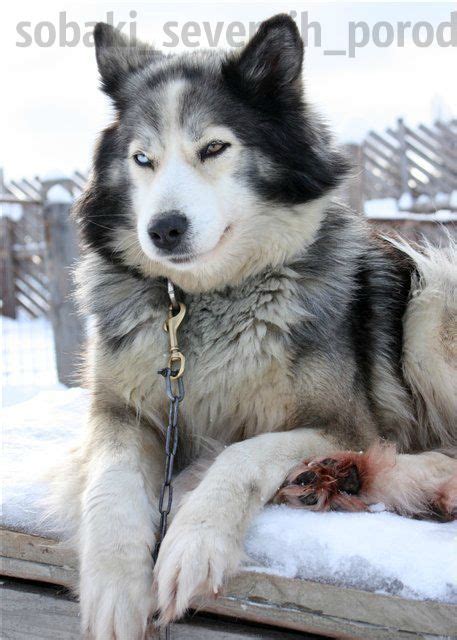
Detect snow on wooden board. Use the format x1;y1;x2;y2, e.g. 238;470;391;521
2;385;457;605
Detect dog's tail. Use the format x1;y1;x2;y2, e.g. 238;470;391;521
388;233;457;452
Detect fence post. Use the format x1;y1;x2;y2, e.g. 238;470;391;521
397;118;409;196
344;143;365;214
42;183;84;387
0;216;17;319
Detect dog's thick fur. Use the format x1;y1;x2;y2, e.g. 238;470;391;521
51;15;457;638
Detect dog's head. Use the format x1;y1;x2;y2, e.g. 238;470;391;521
79;15;349;291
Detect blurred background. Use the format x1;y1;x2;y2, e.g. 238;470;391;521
1;1;456;398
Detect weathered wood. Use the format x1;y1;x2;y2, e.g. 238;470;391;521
354;118;457;208
42;196;84;386
2;581;312;640
1;529;75;567
1;556;78;588
201;571;457;639
1;527;456;640
0;216;16;318
344;144;364;214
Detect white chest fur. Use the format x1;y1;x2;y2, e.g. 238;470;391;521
95;267;302;446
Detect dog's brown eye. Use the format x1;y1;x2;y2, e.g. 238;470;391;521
200;141;230;161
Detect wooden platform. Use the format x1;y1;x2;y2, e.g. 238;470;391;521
1;526;456;639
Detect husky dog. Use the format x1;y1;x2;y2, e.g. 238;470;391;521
53;14;457;639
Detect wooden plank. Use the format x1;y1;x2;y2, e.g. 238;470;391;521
1;527;456;640
363;140;396;167
343;144;364;214
2;582;81;640
2;581;312;640
0;217;17;318
362;148;401;184
366;130;400;156
1;529;74;567
14;291;43;319
202;572;457;639
10;180;40;202
15;275;49;312
22;179;43;200
406;155;454;192
42;198;84;386
418;124;457;158
405;140;456;178
405;130;441;161
1;556;78;588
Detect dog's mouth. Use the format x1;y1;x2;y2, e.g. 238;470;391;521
167;225;233;266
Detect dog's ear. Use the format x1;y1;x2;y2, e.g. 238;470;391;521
93;23;161;105
223;14;303;101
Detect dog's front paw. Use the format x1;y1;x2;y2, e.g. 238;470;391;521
153;519;242;624
81;560;154;640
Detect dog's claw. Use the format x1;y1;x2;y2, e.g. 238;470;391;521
273;454;368;511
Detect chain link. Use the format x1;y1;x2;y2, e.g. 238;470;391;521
153;281;186;640
154;369;184;563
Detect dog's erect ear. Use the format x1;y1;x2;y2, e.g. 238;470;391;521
224;15;303;101
94;23;161;104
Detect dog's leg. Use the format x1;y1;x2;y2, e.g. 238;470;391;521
80;407;162;640
274;443;457;519
153;428;337;623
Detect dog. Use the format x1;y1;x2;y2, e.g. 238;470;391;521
51;14;457;639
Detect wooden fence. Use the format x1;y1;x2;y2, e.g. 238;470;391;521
1;118;455;385
0;171;84;319
1;170;85;386
345;118;457;214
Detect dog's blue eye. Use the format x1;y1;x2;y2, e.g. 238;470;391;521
133;153;152;168
200;141;230;161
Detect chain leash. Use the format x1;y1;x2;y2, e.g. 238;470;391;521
154;280;186;640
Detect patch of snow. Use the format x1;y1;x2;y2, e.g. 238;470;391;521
46;184;73;204
364;198;398;217
245;506;457;603
398;192;413;210
417;194;431;206
450;190;457;209
435;192;450;208
2;386;88;535
2;316;57;387
364;203;457;222
2;383;457;602
0;202;24;221
368;502;386;513
41;170;70;181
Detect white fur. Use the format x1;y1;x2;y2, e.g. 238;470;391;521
75;412;163;639
153;428;335;623
368;451;457;515
130;80;245;267
389;235;457;449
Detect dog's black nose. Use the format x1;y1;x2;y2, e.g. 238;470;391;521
148;212;189;252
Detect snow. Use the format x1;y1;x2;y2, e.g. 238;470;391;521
245;506;457;603
0;202;23;221
2;316;58;388
364;197;399;217
40;170;70;181
2;379;457;603
451;191;457;209
398;192;414;210
364;198;457;222
435;192;450;208
46;184;73;204
2;386;87;536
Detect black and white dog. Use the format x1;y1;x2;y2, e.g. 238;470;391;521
52;14;456;638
